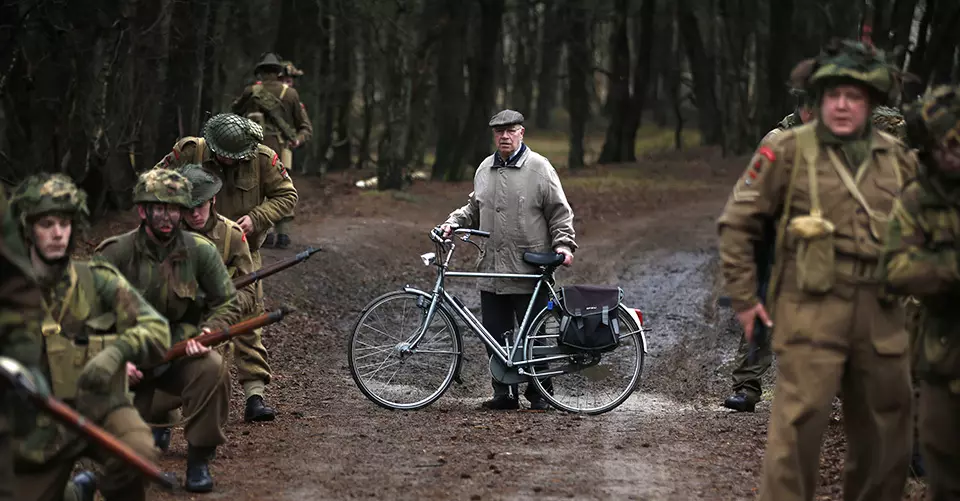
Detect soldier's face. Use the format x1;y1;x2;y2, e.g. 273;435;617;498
493;126;524;157
934;134;960;174
821;85;870;136
31;214;72;261
184;199;213;230
138;203;182;241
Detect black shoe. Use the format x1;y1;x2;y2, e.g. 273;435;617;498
480;395;519;410
263;232;276;248
244;395;276;422
153;426;172;451
276;233;291;249
527;398;552;411
722;392;757;412
185;447;215;493
69;471;97;501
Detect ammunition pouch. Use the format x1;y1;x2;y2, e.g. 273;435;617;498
251;84;298;141
788;214;836;294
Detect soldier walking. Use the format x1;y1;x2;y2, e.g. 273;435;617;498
232;53;312;249
718;40;916;501
96;169;242;493
883;84;960;500
6;174;170;501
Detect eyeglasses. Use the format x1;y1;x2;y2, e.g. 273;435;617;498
492;127;522;137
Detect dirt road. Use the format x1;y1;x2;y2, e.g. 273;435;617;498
122;150;921;500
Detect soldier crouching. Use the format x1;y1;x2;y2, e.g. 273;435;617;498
95;168;242;493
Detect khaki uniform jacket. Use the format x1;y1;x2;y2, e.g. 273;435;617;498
195;212;259;317
231;77;313;145
883;174;960;391
718;121;917;313
445;145;577;294
95;227;242;343
155;139;298;251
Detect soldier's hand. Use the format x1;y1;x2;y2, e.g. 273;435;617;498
126;362;143;386
736;303;773;343
186;337;211;357
288;139;301;149
237;215;255;234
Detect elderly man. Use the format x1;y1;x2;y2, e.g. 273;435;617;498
441;109;577;411
717;40;917;501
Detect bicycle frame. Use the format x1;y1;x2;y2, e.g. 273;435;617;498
405;231;571;371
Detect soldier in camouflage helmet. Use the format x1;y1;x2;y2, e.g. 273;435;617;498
5;173;170;501
718;39;917;501
178;164;276;422
882;84;960;499
95;168;243;493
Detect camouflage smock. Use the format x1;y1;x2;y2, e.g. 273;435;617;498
95;227;242;343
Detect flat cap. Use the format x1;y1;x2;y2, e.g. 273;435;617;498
488;109;524;128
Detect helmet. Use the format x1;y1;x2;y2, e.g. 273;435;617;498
255;52;284;74
177;164;222;208
905;85;960;151
11;173;89;226
202;113;263;160
280;60;304;78
872;106;907;140
133;168;193;208
804;39;896;104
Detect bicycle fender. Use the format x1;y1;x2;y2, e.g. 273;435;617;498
623;306;649;354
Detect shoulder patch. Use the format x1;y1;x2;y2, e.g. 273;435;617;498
272;153;279;166
758;146;776;162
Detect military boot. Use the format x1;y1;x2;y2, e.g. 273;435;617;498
722;392;757;412
153;426;172;452
244;395;276;422
263;232;276;248
185;446;215;493
276;233;291;249
65;471;97;501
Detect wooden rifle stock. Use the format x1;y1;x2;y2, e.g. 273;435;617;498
233;247;322;290
0;359;175;490
144;307;293;370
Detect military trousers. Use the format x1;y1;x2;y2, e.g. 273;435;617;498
917;380;960;500
759;286;912;501
13;407;155;501
233;250;272;399
133;352;229;448
730;322;774;400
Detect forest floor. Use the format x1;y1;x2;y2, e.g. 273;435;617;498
79;138;927;500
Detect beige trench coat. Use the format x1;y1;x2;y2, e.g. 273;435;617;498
445;145;577;294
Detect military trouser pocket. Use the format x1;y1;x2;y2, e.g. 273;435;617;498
870;298;908;356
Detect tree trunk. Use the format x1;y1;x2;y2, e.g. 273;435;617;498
621;0;657;161
355;20;376;170
565;2;590;169
329;3;354;172
535;0;563;129
511;0;536;115
160;0;211;144
597;0;631;165
764;0;793;130
677;0;722;146
430;0;467;180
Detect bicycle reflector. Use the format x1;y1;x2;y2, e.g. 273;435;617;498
420;252;436;266
634;309;644;325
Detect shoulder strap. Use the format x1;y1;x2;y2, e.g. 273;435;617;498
195;138;205;164
280;84;289;100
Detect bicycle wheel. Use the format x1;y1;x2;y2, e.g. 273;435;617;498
348;290;462;410
524;305;644;415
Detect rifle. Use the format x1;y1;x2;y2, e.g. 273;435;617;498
142;306;294;371
717;223;775;365
0;357;176;490
233;247;322;290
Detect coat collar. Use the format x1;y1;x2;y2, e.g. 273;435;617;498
491;143;529;169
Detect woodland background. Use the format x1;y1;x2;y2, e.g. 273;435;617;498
1;0;959;213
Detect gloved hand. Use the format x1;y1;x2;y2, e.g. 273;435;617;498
77;346;126;394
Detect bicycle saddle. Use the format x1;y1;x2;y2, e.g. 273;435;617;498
522;252;565;267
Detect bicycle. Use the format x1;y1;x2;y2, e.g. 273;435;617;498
347;227;648;414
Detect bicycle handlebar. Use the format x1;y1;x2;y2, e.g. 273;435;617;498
430;226;490;243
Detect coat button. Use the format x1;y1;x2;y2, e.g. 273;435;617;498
496;207;501;212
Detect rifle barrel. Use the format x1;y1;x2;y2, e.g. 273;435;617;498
232;247;321;289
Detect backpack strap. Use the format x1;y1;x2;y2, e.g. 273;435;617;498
195;138;206;164
280;84;289;100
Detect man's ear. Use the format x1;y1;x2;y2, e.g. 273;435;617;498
136;205;147;220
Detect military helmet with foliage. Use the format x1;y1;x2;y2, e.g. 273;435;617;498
11;173;89;225
905;85;960;154
133;168;193;208
872;106;907;140
202;113;264;160
793;39;898;104
280;60;304;78
177;164;222;208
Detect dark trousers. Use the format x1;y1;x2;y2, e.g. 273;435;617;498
480;291;552;400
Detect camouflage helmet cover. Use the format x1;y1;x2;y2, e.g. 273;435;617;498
904;85;960;151
872;105;907;140
202;113;264;160
280;60;304;78
805;39;896;102
177;164;222;207
133;168;193;208
11;173;89;225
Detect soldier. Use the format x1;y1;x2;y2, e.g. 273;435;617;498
177;163;275;421
718;40;916;501
263;59;313;249
440;109;577;411
95;168;242;493
882;84;960;500
723;86;815;413
232;53;312;250
6;174;170;501
154;113;293;422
